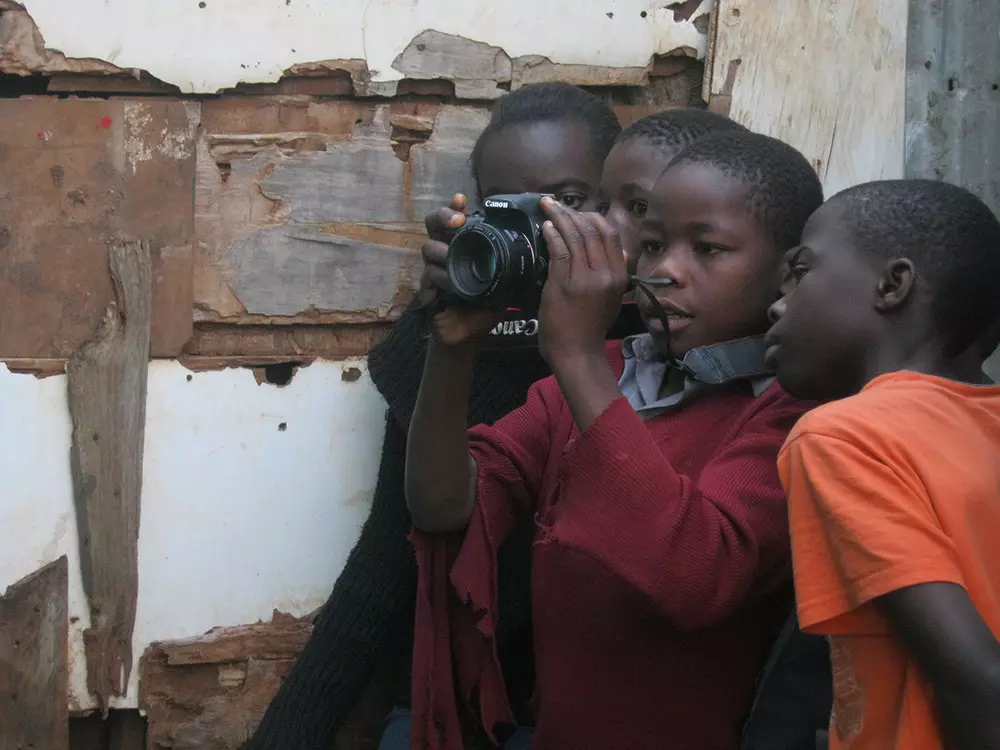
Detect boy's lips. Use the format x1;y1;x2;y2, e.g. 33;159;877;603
640;298;693;334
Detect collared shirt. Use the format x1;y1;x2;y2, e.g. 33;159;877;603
618;333;775;419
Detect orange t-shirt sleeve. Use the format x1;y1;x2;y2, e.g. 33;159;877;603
779;429;966;633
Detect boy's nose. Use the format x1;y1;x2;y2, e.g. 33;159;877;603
767;296;786;324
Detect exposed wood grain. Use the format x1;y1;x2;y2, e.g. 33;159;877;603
138;612;314;750
194;103;483;324
67;239;151;714
706;0;906;196
47;74;180;95
0;99;196;358
184;322;388;358
138;610;392;750
0;556;70;750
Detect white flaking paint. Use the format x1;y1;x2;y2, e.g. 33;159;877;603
0;359;387;711
18;0;713;93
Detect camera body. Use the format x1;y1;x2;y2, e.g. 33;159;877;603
444;192;644;350
446;193;549;310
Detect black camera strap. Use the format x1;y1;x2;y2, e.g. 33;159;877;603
628;275;676;356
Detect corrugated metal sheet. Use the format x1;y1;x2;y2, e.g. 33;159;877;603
905;0;1000;375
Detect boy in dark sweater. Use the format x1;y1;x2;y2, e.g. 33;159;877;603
406;131;824;749
767;180;1000;749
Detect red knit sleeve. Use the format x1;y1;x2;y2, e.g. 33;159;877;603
410;377;562;750
551;384;807;630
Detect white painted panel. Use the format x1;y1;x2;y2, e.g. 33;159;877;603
18;0;712;93
708;0;907;198
0;360;387;711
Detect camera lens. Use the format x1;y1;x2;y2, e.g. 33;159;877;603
447;219;542;306
470;243;497;284
448;227;504;300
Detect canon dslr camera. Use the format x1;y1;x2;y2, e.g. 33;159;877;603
443;192;644;349
446;193;549;308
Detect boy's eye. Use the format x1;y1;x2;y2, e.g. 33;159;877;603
694;242;726;256
558;193;586;210
640;239;664;256
627;199;648;218
789;263;809;280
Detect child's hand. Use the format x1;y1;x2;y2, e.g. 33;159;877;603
538;197;628;367
419;193;500;346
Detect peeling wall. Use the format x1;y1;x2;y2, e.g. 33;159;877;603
0;360;387;711
9;0;713;93
0;0;919;729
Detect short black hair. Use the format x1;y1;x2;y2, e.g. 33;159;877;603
666;131;824;253
470;82;621;194
618;107;747;151
830;179;1000;356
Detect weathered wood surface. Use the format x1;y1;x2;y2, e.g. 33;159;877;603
139;609;394;750
193;101;486;326
139;611;314;750
705;0;906;197
67;240;151;713
0;99;196;358
0;556;70;750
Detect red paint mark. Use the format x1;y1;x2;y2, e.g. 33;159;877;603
814;159;823;173
96;117;112;130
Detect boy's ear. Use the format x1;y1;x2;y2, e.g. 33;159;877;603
874;258;915;312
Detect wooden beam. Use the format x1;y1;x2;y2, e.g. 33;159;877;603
0;556;70;750
67;239;152;713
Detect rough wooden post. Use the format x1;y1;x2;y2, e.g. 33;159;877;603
0;556;70;750
67;239;152;714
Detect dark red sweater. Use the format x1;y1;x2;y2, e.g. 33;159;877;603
410;342;810;749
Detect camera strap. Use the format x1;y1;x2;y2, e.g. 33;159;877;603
628;275;676;355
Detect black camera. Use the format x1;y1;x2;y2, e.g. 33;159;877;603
446;193;549;308
443;192;644;350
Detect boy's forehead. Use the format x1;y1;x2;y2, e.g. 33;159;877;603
801;201;847;246
480;121;599;192
648;161;752;220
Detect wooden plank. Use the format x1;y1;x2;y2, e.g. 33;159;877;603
706;0;907;197
138;612;315;750
138;609;392;750
67;239;151;714
0;99;197;358
0;556;70;750
193;102;483;325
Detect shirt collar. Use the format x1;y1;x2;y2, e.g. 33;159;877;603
619;333;775;415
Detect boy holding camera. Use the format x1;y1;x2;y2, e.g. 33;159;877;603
405;129;824;750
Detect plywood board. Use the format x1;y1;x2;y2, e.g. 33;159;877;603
706;0;906;197
0;99;196;358
193;101;485;326
0;556;70;750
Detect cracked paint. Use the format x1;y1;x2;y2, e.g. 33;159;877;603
15;0;714;93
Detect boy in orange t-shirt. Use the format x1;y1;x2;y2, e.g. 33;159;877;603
764;179;1000;750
